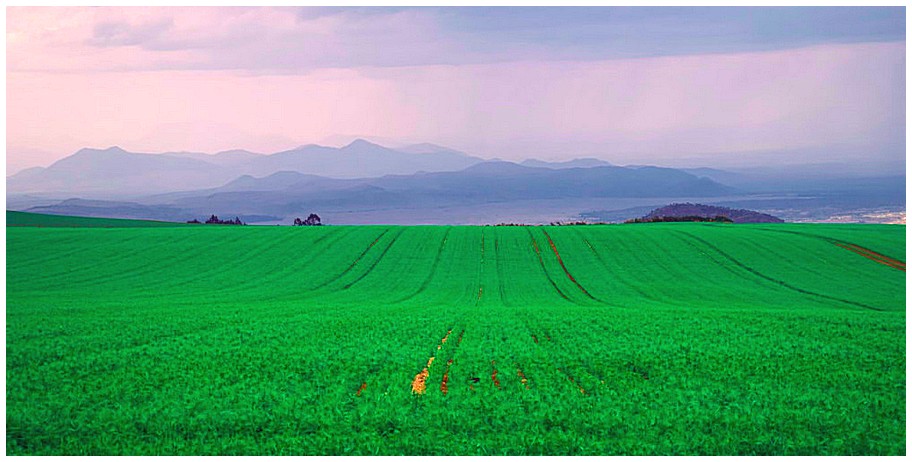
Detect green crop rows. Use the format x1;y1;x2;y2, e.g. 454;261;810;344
6;215;906;455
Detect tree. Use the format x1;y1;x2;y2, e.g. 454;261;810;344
293;217;303;226
303;213;322;226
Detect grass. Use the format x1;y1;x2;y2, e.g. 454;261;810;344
6;210;188;228
5;218;906;455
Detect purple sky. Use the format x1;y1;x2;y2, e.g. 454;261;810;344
6;7;906;173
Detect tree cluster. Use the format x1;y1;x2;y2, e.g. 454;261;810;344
293;214;322;226
186;215;246;225
548;221;604;226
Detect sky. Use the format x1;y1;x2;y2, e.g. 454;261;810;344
6;6;906;173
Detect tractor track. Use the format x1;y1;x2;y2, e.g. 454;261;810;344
493;234;510;306
572;228;660;303
834;242;905;271
540;229;600;302
675;230;883;312
342;229;405;290
526;228;575;304
753;226;905;272
391;228;452;304
476;230;486;305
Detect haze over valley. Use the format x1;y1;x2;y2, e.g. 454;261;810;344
7;139;904;225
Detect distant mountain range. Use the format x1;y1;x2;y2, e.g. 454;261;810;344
13;141;739;224
7;140;486;197
8;140;903;225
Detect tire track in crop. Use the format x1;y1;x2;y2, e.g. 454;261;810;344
8;230;153;273
52;231;250;288
152;229;319;293
519;319;586;395
440;329;465;395
204;227;358;298
476;229;486;305
392;228;451;304
572;228;660;303
675;230;883;311
493;233;511;306
540;229;600;302
411;327;454;395
23;230;200;283
307;228;389;292
342;229;405;291
354;360;387;397
728;229;906;272
752;226;906;270
833;242;905;271
142;227;358;302
526;228;575;304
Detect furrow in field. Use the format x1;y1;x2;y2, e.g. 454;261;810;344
476;231;486;304
23;230;200;283
411;328;453;395
753;226;906;265
834;242;905;271
204;227;359;298
440;329;465;395
556;366;587;395
515;363;530;389
493;233;510;306
49;231;253;288
490;360;502;389
676;230;883;312
148;230;316;293
8;230;153;274
526;228;573;303
391;228;451;303
340;229;391;277
540;229;599;302
342;229;404;290
574;229;660;303
520;320;585;395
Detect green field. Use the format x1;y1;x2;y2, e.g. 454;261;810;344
6;216;906;455
7;211;189;228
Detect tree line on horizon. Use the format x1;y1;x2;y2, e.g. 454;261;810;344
187;215;246;225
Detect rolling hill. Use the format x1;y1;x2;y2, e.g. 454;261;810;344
6;220;905;455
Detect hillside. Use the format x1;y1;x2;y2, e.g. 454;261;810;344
643;203;784;223
6;210;188;228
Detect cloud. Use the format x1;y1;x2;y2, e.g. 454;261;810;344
8;7;466;73
7;7;904;73
7;41;903;167
87;17;173;48
6;7;904;171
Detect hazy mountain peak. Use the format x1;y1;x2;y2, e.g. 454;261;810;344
343;138;382;150
400;143;464;155
215;149;261;157
521;157;613;169
462;161;535;175
74;146;128;156
100;146;128;154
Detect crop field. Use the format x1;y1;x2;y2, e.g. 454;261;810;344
6;214;906;455
6;211;188;228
